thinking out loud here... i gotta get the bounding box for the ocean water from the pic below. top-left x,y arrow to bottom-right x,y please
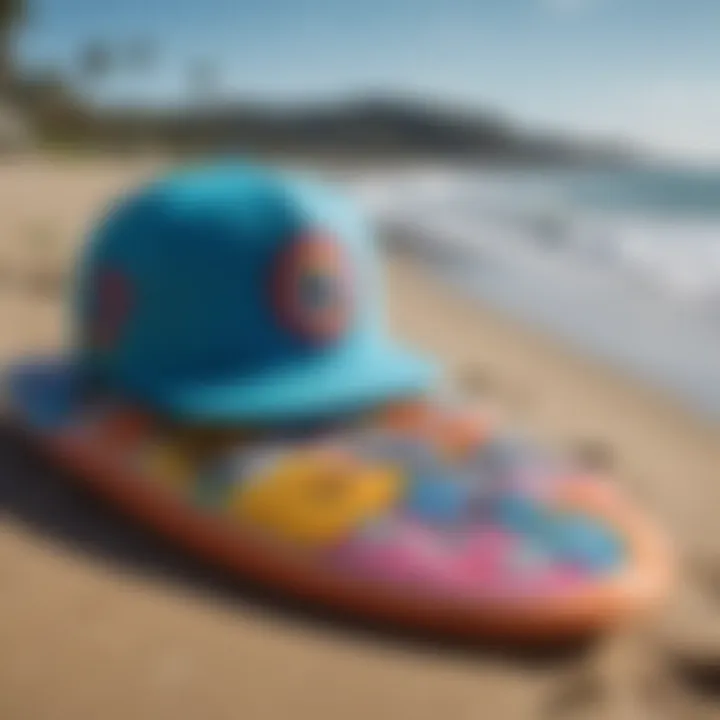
350,165 -> 720,422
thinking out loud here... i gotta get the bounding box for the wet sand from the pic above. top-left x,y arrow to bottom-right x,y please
1,157 -> 720,720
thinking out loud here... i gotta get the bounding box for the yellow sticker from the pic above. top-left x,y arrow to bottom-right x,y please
231,450 -> 402,546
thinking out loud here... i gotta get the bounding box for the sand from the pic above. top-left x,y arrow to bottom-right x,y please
1,157 -> 720,720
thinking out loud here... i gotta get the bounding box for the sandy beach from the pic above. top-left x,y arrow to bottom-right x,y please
1,158 -> 720,720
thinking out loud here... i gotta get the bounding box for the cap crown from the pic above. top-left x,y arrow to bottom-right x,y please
75,164 -> 385,394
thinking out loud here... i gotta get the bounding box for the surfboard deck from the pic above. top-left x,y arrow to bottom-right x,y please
2,359 -> 672,645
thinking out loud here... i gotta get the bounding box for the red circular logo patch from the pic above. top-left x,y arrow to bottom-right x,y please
273,234 -> 352,343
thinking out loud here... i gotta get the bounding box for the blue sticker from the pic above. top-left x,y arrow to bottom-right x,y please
405,472 -> 470,524
495,495 -> 625,574
495,494 -> 548,535
547,516 -> 625,573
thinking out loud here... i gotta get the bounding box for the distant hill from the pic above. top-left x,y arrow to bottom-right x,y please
9,77 -> 635,164
114,96 -> 634,164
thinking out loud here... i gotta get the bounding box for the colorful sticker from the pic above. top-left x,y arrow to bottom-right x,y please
41,396 -> 630,596
231,449 -> 402,546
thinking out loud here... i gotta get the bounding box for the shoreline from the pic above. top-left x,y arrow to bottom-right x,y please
365,169 -> 720,426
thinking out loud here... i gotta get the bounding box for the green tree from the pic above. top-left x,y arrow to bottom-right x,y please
0,0 -> 25,92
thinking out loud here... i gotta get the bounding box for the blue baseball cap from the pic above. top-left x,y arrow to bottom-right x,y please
73,162 -> 437,424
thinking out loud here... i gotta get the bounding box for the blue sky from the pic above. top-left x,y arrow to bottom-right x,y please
16,0 -> 720,159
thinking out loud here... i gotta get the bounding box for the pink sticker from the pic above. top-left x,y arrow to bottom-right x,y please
332,519 -> 589,599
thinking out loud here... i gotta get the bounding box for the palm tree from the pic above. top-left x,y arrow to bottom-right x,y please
0,0 -> 25,93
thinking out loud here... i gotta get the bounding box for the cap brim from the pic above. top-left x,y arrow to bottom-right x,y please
145,341 -> 437,425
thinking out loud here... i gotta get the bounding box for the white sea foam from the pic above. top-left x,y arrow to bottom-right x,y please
349,167 -> 720,421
